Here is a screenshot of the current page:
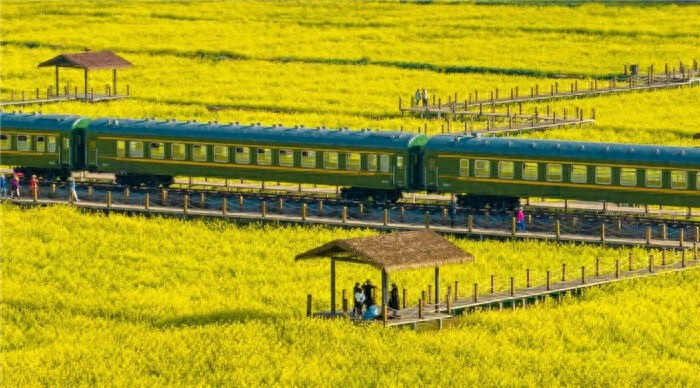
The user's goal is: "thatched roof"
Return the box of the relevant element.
[295,231,473,272]
[38,50,133,70]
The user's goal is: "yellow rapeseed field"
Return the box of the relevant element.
[2,0,700,385]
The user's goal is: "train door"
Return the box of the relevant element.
[61,136,71,167]
[72,130,86,170]
[395,154,406,187]
[425,156,438,190]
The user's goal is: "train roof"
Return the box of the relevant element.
[86,118,429,150]
[424,135,700,168]
[0,112,90,131]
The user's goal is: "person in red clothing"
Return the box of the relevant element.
[29,175,38,199]
[516,206,526,231]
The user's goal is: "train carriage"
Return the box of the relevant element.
[424,135,700,209]
[0,112,92,179]
[85,118,428,200]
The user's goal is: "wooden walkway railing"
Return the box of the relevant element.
[400,61,699,120]
[0,84,130,107]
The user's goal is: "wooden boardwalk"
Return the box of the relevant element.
[400,65,699,120]
[316,256,699,329]
[8,197,699,251]
[0,88,130,107]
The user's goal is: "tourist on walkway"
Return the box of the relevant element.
[353,282,365,317]
[414,89,421,106]
[10,175,20,199]
[362,279,374,308]
[449,199,458,228]
[29,175,38,199]
[69,177,79,202]
[388,283,400,311]
[516,206,526,231]
[0,174,7,199]
[421,88,429,107]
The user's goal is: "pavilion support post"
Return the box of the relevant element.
[434,266,440,311]
[381,269,389,307]
[330,259,336,314]
[84,68,89,98]
[55,66,59,96]
[113,69,117,95]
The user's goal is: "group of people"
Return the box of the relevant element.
[0,174,26,199]
[0,174,79,202]
[352,280,401,318]
[414,88,430,107]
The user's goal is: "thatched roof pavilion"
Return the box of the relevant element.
[295,231,474,314]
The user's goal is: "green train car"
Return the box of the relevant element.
[85,118,429,201]
[0,112,92,179]
[423,135,700,209]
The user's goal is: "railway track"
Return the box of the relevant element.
[20,180,700,245]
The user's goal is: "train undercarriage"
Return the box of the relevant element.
[114,172,174,188]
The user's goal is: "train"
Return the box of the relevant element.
[1,111,699,209]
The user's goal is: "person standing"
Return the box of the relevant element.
[362,279,374,308]
[353,282,365,317]
[0,175,7,199]
[449,199,457,228]
[421,88,429,107]
[69,177,79,202]
[10,175,20,199]
[29,175,38,200]
[516,206,526,231]
[388,283,400,311]
[414,89,421,106]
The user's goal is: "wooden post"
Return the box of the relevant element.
[490,275,495,294]
[222,197,227,215]
[330,259,336,314]
[467,215,473,232]
[629,252,634,271]
[383,209,388,226]
[301,203,307,220]
[509,277,514,296]
[526,269,531,288]
[446,293,452,314]
[600,223,606,242]
[648,254,653,273]
[307,294,312,317]
[238,195,244,211]
[277,197,284,212]
[418,299,424,319]
[662,224,667,240]
[261,201,267,217]
[596,258,600,276]
[681,249,686,268]
[424,211,430,229]
[555,220,560,239]
[473,283,478,303]
[646,226,652,244]
[679,228,684,247]
[562,263,567,281]
[511,217,516,235]
[124,187,130,202]
[183,194,189,214]
[341,206,347,223]
[402,288,407,309]
[434,266,440,311]
[106,191,112,209]
[33,187,38,202]
[199,192,206,208]
[615,260,620,278]
[144,193,149,210]
[696,226,699,243]
[546,270,550,290]
[382,305,387,325]
[454,281,459,300]
[427,285,432,304]
[399,206,405,222]
[661,250,666,266]
[581,266,586,284]
[318,200,324,216]
[343,298,348,317]
[359,203,364,217]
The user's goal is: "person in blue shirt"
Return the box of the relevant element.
[0,175,7,199]
[69,177,79,202]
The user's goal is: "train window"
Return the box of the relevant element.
[367,155,377,171]
[257,148,272,165]
[0,134,10,150]
[129,141,144,158]
[396,155,404,168]
[671,171,687,189]
[116,141,125,157]
[380,155,390,173]
[301,150,316,168]
[475,160,491,178]
[192,144,207,161]
[571,165,587,183]
[214,145,229,163]
[235,147,250,164]
[279,149,294,166]
[346,153,361,171]
[522,162,538,181]
[17,135,31,151]
[620,168,637,186]
[150,142,164,159]
[36,136,46,152]
[459,159,469,177]
[63,138,70,149]
[47,136,57,153]
[498,161,514,179]
[324,152,338,169]
[645,169,661,187]
[171,143,186,160]
[546,164,563,182]
[595,166,611,185]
